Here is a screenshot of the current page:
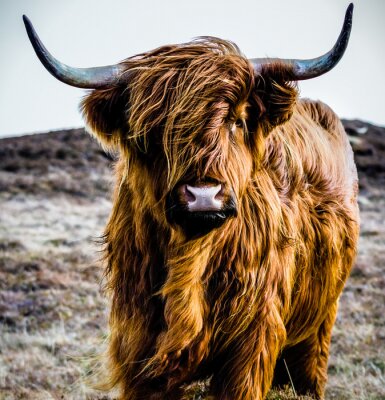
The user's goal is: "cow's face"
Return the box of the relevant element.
[81,40,297,238]
[162,97,251,239]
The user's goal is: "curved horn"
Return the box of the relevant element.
[23,15,125,88]
[250,3,354,80]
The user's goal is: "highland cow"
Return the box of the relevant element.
[24,4,359,399]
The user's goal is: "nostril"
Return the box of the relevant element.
[184,185,196,203]
[214,185,225,200]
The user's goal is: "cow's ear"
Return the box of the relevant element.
[80,86,128,149]
[253,69,298,135]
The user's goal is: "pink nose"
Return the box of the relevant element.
[182,184,223,212]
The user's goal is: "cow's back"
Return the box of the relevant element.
[266,99,359,345]
[269,99,358,209]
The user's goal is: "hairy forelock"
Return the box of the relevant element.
[122,37,255,186]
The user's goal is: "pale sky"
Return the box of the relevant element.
[0,0,384,138]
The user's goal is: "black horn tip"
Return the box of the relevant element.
[23,15,32,39]
[343,4,354,37]
[345,3,354,28]
[22,15,47,65]
[22,14,61,83]
[22,15,34,37]
[332,3,354,64]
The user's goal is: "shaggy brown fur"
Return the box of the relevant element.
[81,38,359,399]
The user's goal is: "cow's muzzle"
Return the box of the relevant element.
[166,182,237,238]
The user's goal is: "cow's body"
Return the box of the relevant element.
[96,95,358,400]
[23,6,358,399]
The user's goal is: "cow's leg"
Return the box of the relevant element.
[273,304,338,399]
[120,378,184,400]
[209,315,286,400]
[121,386,183,400]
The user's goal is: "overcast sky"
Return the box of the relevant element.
[0,0,384,138]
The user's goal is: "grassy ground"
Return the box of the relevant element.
[1,122,384,399]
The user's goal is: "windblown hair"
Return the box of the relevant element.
[81,37,359,400]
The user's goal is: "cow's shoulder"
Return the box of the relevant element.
[296,98,343,136]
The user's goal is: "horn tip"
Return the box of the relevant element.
[22,14,30,26]
[346,3,354,20]
[22,15,34,37]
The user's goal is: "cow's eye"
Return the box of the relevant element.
[235,119,243,128]
[230,119,244,136]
